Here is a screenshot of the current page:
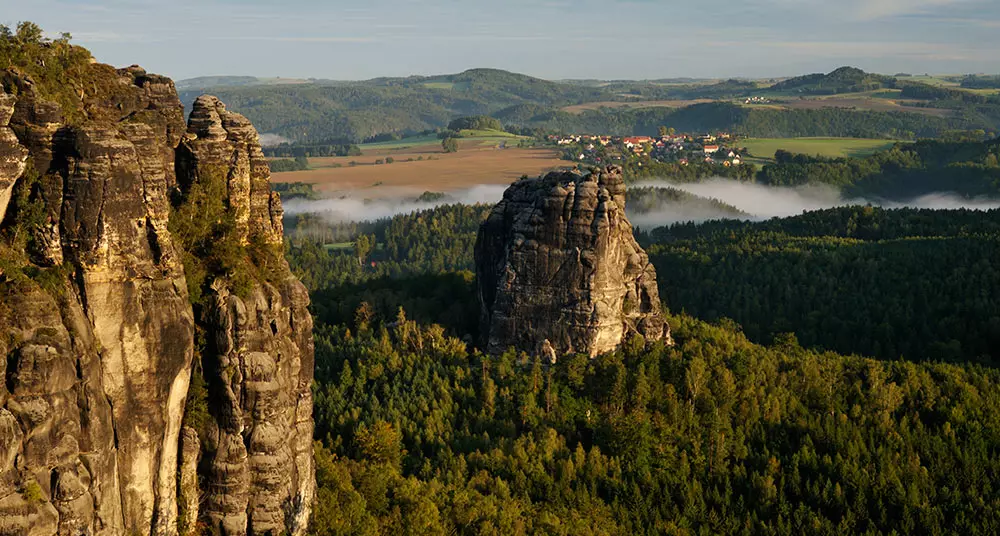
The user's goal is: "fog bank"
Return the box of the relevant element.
[661,178,1000,219]
[282,178,1000,226]
[281,185,508,221]
[259,133,293,147]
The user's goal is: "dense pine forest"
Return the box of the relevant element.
[642,207,1000,365]
[756,138,1000,198]
[285,200,1000,534]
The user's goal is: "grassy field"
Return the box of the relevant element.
[272,136,569,198]
[358,130,523,151]
[422,81,455,90]
[896,75,961,87]
[963,88,1000,96]
[766,96,952,117]
[561,100,711,113]
[743,137,902,159]
[358,134,441,150]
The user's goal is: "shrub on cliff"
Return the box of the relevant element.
[168,166,254,305]
[0,22,126,123]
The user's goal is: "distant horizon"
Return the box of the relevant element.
[4,0,999,82]
[172,67,998,85]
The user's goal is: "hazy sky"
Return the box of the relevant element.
[3,0,999,81]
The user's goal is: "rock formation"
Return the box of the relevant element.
[177,96,314,536]
[0,50,313,535]
[476,165,671,358]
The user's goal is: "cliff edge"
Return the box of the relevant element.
[0,32,312,536]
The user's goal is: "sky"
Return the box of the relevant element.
[2,0,1000,81]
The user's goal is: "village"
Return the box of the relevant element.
[547,131,748,168]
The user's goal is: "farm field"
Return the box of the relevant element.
[766,96,953,117]
[742,137,902,159]
[896,75,962,87]
[561,99,712,113]
[271,138,570,198]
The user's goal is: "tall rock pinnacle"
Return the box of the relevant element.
[475,165,671,359]
[0,54,313,535]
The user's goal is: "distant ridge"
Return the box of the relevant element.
[769,66,896,94]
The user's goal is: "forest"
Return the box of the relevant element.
[284,201,1000,535]
[6,19,1000,535]
[642,206,1000,366]
[179,67,1000,143]
[756,137,1000,198]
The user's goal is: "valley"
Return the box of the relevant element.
[3,16,1000,536]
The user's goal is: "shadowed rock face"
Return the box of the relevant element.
[0,65,313,536]
[476,165,671,358]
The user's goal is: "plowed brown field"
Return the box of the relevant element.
[271,139,571,198]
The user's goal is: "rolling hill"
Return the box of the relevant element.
[178,67,1000,142]
[767,66,897,95]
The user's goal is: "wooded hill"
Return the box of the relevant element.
[179,67,1000,142]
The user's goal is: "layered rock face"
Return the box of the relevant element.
[476,166,671,358]
[0,63,312,536]
[177,96,314,536]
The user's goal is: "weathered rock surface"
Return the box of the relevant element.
[476,165,671,358]
[0,62,313,536]
[0,91,28,223]
[178,96,314,536]
[177,96,284,247]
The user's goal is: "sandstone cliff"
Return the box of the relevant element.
[476,165,671,358]
[0,45,313,536]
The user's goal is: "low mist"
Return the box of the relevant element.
[259,133,293,147]
[658,179,848,218]
[629,205,744,228]
[282,178,1000,227]
[281,185,509,221]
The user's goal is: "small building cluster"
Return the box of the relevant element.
[550,132,745,167]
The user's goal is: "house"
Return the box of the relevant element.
[623,136,653,148]
[704,145,720,154]
[732,157,742,165]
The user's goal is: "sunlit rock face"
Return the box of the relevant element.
[1,64,312,536]
[178,95,313,536]
[476,165,671,359]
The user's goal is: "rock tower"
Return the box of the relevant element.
[475,165,671,358]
